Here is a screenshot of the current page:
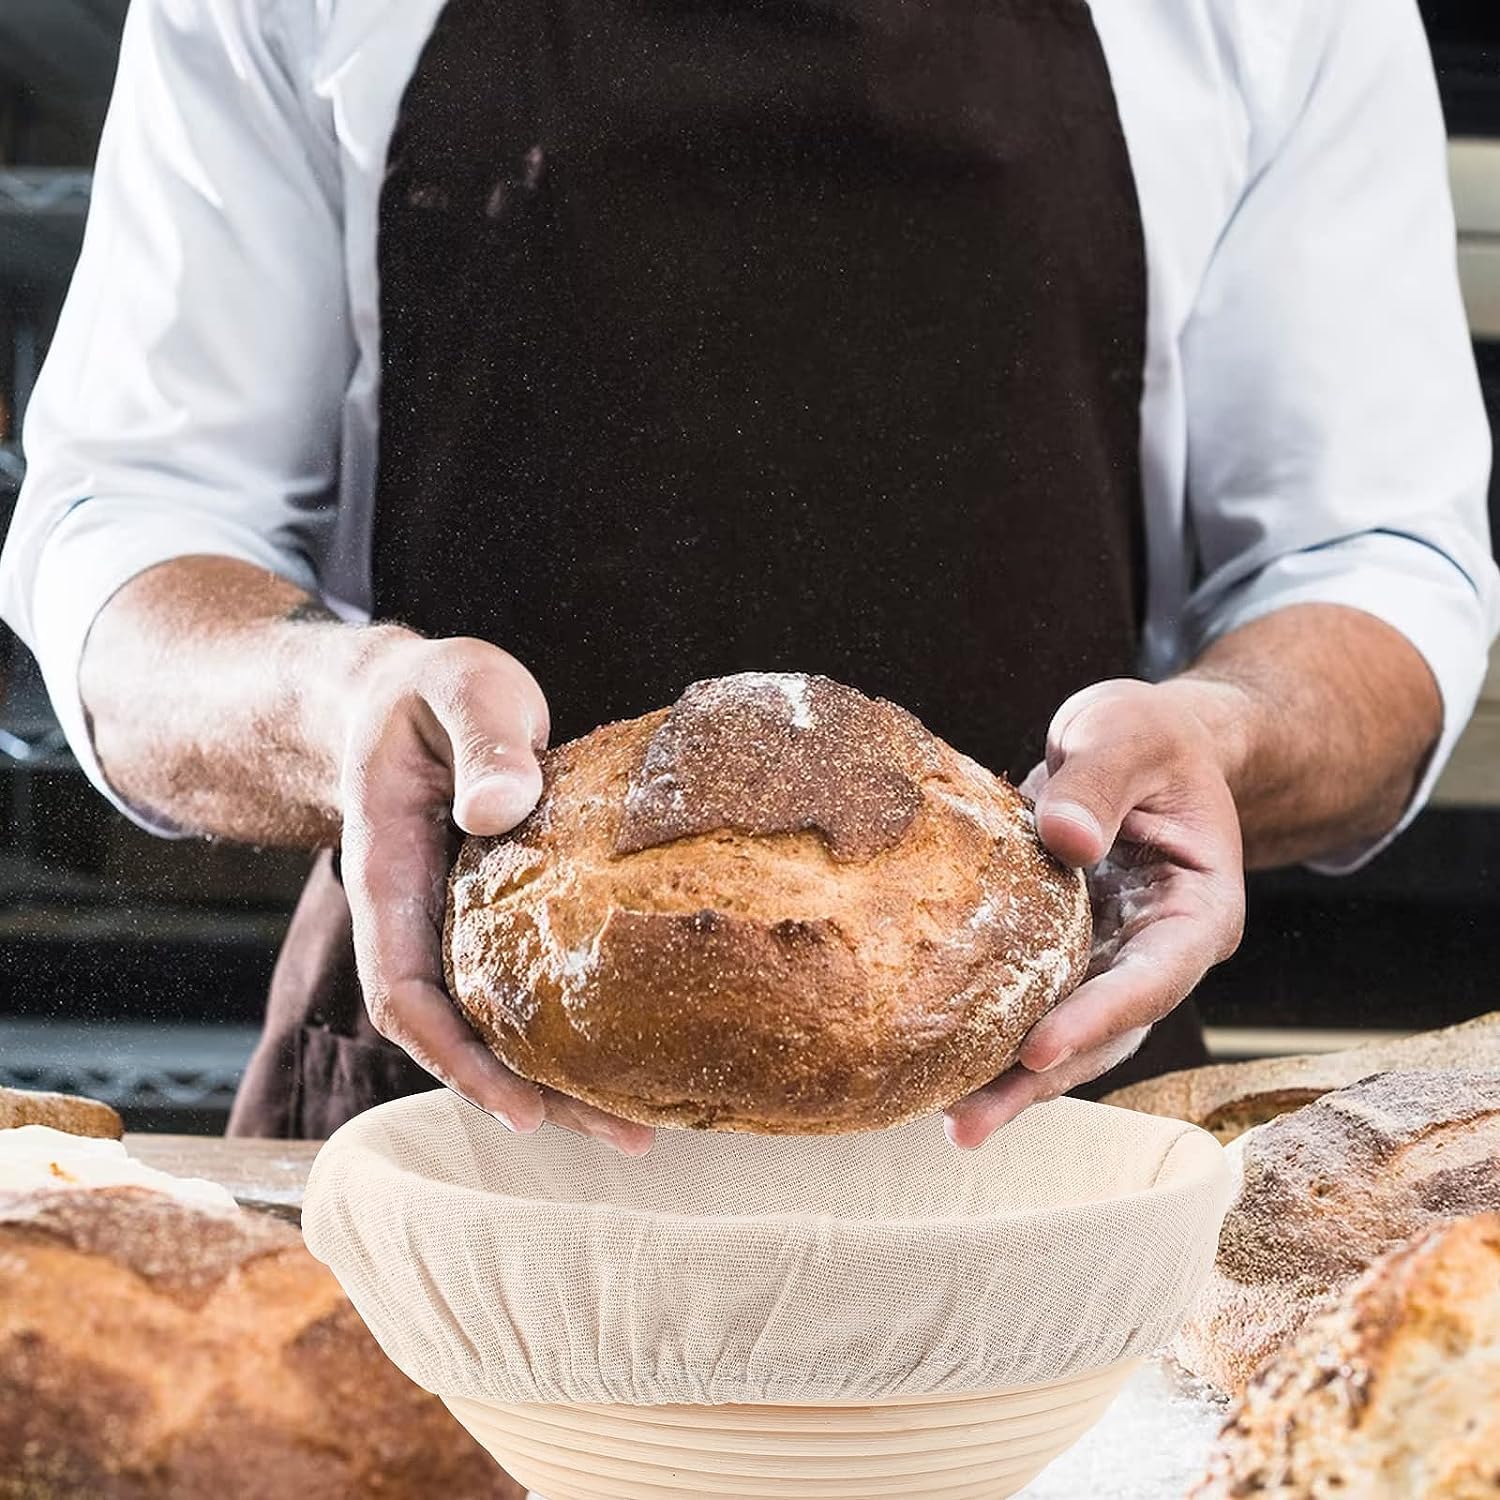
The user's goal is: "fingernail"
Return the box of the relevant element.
[1047,802,1103,843]
[458,772,542,833]
[605,1130,653,1158]
[491,1108,540,1135]
[470,770,530,795]
[1034,1047,1075,1073]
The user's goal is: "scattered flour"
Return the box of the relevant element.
[700,671,816,731]
[622,768,686,818]
[530,897,605,1030]
[967,896,1000,930]
[1021,944,1070,984]
[930,785,1005,836]
[0,1126,239,1216]
[558,939,600,984]
[1017,1359,1226,1499]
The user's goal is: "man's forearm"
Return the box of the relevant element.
[84,567,1441,868]
[1164,604,1443,868]
[80,556,407,846]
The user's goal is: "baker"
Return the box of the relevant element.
[0,0,1493,1152]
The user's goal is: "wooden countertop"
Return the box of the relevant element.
[123,1133,322,1222]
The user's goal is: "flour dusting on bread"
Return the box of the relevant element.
[1175,1069,1500,1397]
[446,675,1090,1133]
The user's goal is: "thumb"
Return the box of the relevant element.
[1033,780,1115,868]
[1017,759,1050,801]
[426,648,550,836]
[452,747,544,836]
[1032,696,1160,867]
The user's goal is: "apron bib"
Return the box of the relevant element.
[230,0,1207,1141]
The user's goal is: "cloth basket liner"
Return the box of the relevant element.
[303,1090,1231,1407]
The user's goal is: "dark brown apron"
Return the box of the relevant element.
[229,0,1207,1140]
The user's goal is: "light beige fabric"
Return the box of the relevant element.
[303,1091,1231,1408]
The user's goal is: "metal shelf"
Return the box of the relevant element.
[0,1017,261,1132]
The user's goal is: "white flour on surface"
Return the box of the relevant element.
[0,1126,239,1215]
[1018,1359,1226,1499]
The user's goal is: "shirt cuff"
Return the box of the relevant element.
[1186,532,1498,875]
[29,498,320,837]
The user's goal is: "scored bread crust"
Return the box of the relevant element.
[444,674,1091,1134]
[0,1186,516,1498]
[1191,1212,1500,1499]
[0,1086,123,1140]
[1102,1011,1500,1144]
[1174,1069,1500,1398]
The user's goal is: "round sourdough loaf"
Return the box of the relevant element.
[0,1149,518,1497]
[0,1085,121,1139]
[444,672,1091,1133]
[1174,1068,1500,1398]
[1191,1212,1500,1499]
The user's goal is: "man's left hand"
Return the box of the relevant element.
[945,678,1247,1147]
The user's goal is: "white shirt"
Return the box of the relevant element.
[1,0,1495,870]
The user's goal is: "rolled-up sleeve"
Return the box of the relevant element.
[1181,0,1499,871]
[0,0,349,830]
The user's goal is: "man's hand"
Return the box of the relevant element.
[339,633,656,1155]
[944,678,1246,1148]
[80,558,655,1154]
[944,603,1443,1147]
[83,564,1438,1155]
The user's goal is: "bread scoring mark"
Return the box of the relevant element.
[614,674,929,863]
[530,896,602,989]
[928,772,1014,842]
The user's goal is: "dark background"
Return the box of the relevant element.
[0,1,1497,1128]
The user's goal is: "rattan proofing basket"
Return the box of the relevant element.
[445,1367,1138,1498]
[304,1091,1230,1498]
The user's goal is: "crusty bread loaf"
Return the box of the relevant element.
[0,1086,122,1139]
[0,1184,517,1498]
[1103,1011,1500,1143]
[1174,1069,1500,1397]
[444,672,1091,1133]
[1191,1212,1500,1499]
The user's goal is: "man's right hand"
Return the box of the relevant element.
[80,557,654,1154]
[339,632,656,1154]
